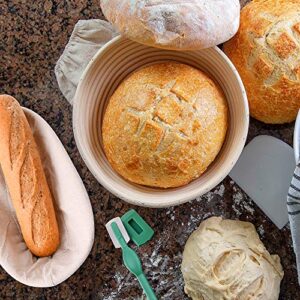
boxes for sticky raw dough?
[181,217,284,300]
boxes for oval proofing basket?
[73,36,249,208]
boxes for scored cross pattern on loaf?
[102,63,228,188]
[223,1,300,124]
[125,81,206,152]
[248,13,300,85]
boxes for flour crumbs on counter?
[231,185,255,217]
[143,231,184,299]
[214,184,226,197]
[166,207,176,222]
[101,232,185,299]
[102,272,134,300]
[257,224,265,237]
[165,183,225,224]
[196,183,226,203]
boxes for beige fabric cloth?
[0,108,94,287]
[55,19,118,104]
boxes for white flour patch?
[182,212,213,242]
[257,224,265,237]
[102,230,185,300]
[214,184,225,197]
[189,212,212,228]
[232,205,242,217]
[102,271,136,300]
[196,184,225,203]
[166,207,176,221]
[144,232,185,299]
[232,187,255,217]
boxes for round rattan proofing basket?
[73,36,249,208]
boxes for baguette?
[0,95,59,257]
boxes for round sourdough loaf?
[100,0,240,50]
[224,0,300,124]
[102,63,228,188]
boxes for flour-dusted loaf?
[224,0,300,124]
[0,95,59,257]
[102,63,228,188]
[100,0,240,50]
[182,217,284,300]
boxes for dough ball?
[181,217,283,300]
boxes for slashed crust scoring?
[224,0,300,124]
[102,63,228,188]
[0,95,59,257]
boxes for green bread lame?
[121,209,154,247]
[111,222,157,300]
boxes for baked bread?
[102,63,228,188]
[0,95,59,257]
[100,0,240,50]
[223,0,300,124]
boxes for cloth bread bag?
[55,20,118,104]
[0,108,94,287]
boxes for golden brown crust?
[0,95,59,257]
[223,0,300,124]
[102,63,228,188]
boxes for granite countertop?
[0,1,298,299]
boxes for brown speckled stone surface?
[0,1,298,299]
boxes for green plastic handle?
[137,274,157,300]
[111,222,157,300]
